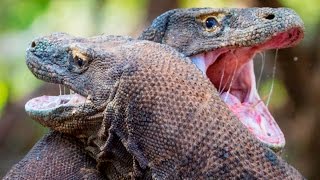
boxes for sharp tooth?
[59,85,62,96]
[63,86,66,95]
[86,95,93,103]
[70,90,74,94]
[191,54,206,75]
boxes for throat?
[191,49,285,150]
[219,61,284,147]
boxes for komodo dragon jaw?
[140,7,304,150]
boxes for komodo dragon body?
[4,7,304,179]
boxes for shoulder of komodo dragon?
[3,131,105,180]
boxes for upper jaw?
[26,43,92,99]
[26,46,66,85]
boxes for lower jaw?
[223,92,285,149]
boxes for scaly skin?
[4,131,105,180]
[4,7,304,179]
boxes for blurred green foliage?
[180,0,240,8]
[0,0,50,112]
[0,81,9,113]
[259,79,289,110]
[280,0,320,26]
[0,0,50,32]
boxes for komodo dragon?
[4,7,304,179]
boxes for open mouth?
[25,91,87,113]
[190,28,303,150]
[24,53,90,115]
[24,83,93,133]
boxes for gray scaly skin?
[4,131,105,179]
[4,7,304,179]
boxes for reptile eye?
[205,17,218,30]
[74,56,85,67]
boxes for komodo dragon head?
[139,7,304,150]
[25,35,136,139]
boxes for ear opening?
[138,9,180,43]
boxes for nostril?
[31,41,36,48]
[264,14,275,20]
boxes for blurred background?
[0,0,319,179]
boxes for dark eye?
[205,17,218,29]
[74,56,84,67]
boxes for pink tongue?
[220,91,285,147]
